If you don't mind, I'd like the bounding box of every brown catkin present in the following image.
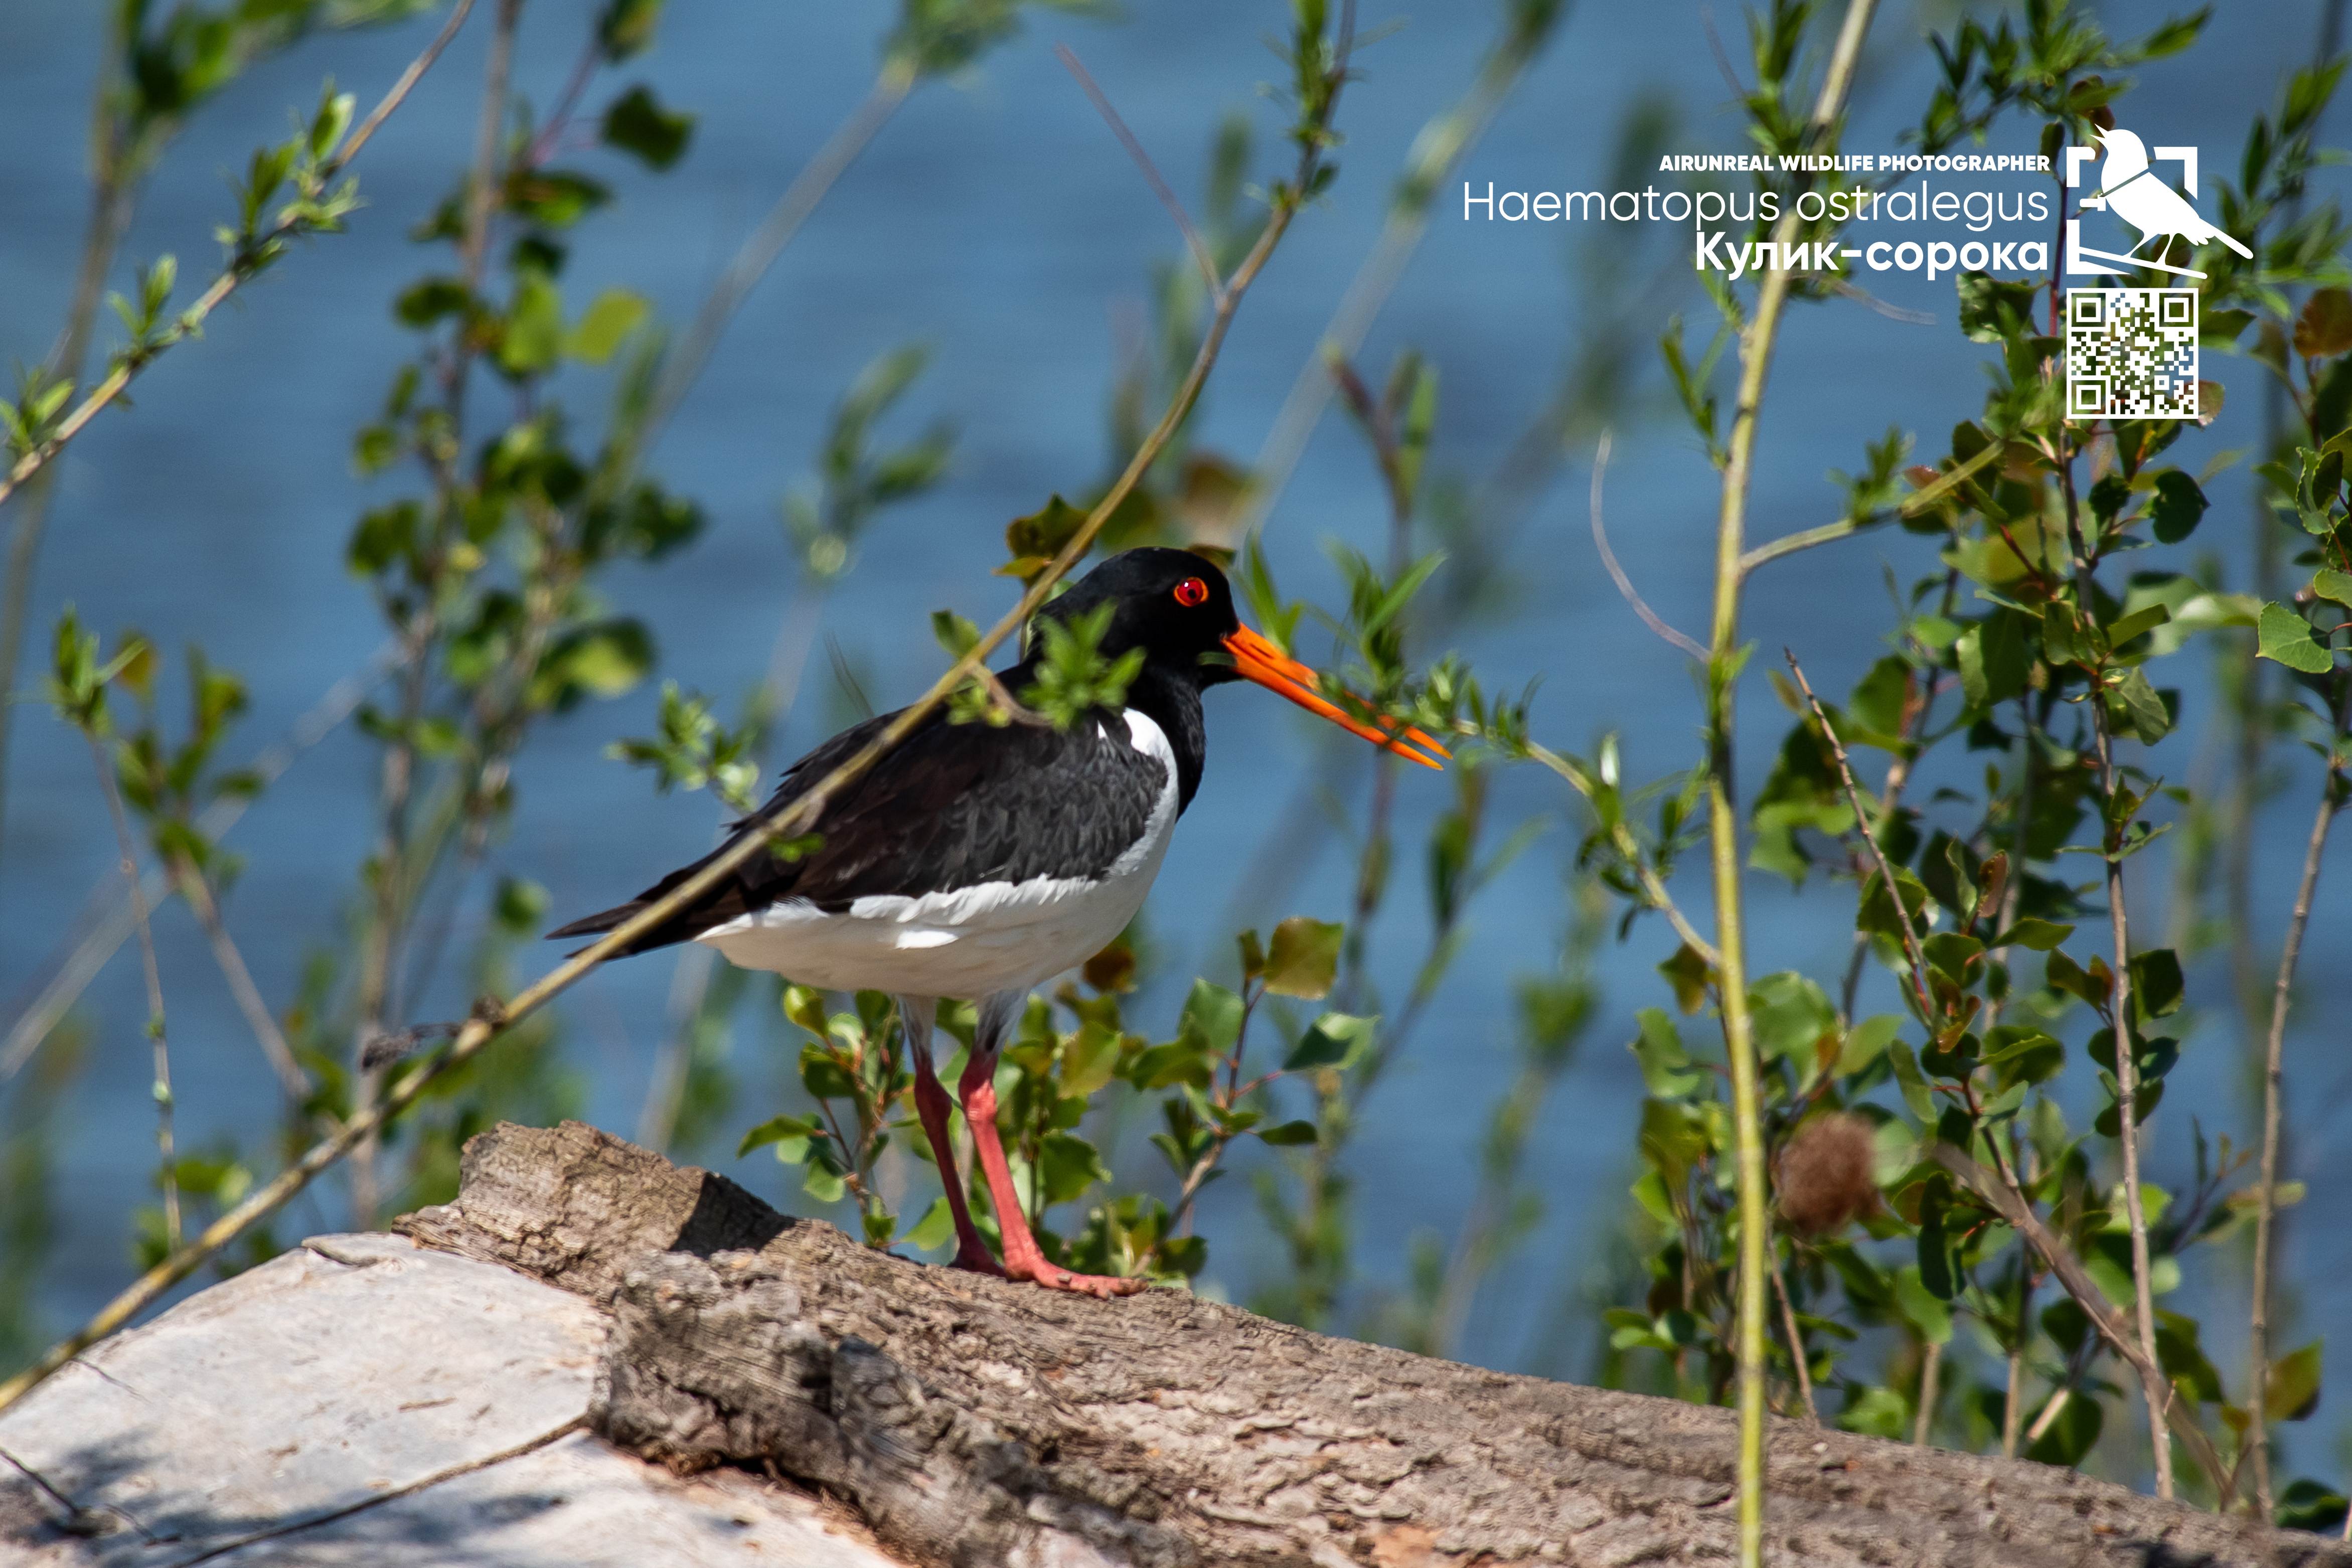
[1777,1112,1879,1237]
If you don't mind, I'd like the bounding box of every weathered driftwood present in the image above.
[397,1120,2350,1568]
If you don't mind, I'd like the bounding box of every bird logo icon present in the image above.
[2066,124,2248,279]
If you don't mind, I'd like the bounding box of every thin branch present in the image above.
[2089,648,2173,1501]
[0,5,1361,1426]
[1768,1245,1818,1422]
[171,860,310,1101]
[2247,751,2341,1515]
[1913,1339,1941,1446]
[1056,45,1218,297]
[1,645,386,1079]
[1709,8,1877,1561]
[1738,439,2002,577]
[1935,1143,2228,1487]
[87,732,178,1253]
[1591,431,1706,661]
[1227,4,1561,543]
[1522,740,1718,966]
[0,0,479,511]
[1785,652,1934,1020]
[647,62,917,436]
[1830,279,1935,324]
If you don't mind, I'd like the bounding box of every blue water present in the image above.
[4,0,2347,1457]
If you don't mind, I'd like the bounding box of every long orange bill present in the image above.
[1219,626,1450,769]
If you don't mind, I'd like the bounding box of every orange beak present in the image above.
[1219,626,1449,769]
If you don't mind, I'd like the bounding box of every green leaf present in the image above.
[2269,1341,2323,1422]
[601,84,695,170]
[1837,1014,1902,1076]
[598,0,666,58]
[2298,287,2352,358]
[2130,948,2185,1020]
[1036,1131,1112,1206]
[393,276,471,329]
[1997,917,2075,951]
[1895,1264,1954,1345]
[1262,915,1343,999]
[565,287,649,364]
[2149,469,2207,543]
[901,1195,954,1251]
[737,1113,816,1163]
[931,609,980,658]
[2259,601,2333,673]
[799,1043,855,1100]
[497,270,564,376]
[2104,603,2172,649]
[1632,1008,1704,1096]
[2316,569,2352,607]
[2108,667,2173,744]
[1177,979,1244,1055]
[1285,1012,1376,1071]
[1256,1119,1319,1146]
[2276,1480,2349,1533]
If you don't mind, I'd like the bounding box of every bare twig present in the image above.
[1056,45,1218,297]
[1784,653,1933,1021]
[170,860,309,1101]
[647,62,917,436]
[0,0,479,511]
[1591,431,1706,661]
[1934,1143,2228,1487]
[1228,3,1563,542]
[2089,680,2173,1500]
[0,6,1360,1426]
[1,646,387,1080]
[1738,439,2002,577]
[1768,1246,1818,1422]
[1914,1339,1942,1446]
[2247,756,2342,1514]
[1524,741,1718,967]
[87,733,178,1252]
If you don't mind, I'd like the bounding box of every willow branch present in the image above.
[646,60,917,437]
[0,0,478,511]
[1709,6,1877,1561]
[2247,753,2341,1514]
[88,733,179,1253]
[1,646,386,1080]
[1738,439,2003,577]
[1228,5,1561,542]
[1784,652,1934,1021]
[1592,431,1706,661]
[0,9,1357,1425]
[1934,1143,2228,1488]
[1056,45,1217,297]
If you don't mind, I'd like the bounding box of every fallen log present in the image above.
[395,1119,2348,1568]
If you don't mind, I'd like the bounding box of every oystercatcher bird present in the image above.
[551,548,1444,1296]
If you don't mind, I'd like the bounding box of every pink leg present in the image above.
[958,1046,1143,1299]
[900,999,1003,1277]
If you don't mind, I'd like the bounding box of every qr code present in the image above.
[2065,287,2198,420]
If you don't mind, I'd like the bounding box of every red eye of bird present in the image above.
[1173,576,1209,607]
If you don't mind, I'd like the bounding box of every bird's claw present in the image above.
[1004,1255,1145,1298]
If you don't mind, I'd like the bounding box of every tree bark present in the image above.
[398,1121,2348,1568]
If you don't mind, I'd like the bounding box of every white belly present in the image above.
[696,711,1178,999]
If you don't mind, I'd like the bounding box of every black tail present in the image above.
[545,899,683,957]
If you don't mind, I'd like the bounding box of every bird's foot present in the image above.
[1001,1249,1145,1298]
[948,1243,1009,1278]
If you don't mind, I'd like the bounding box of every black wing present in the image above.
[548,705,1165,956]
